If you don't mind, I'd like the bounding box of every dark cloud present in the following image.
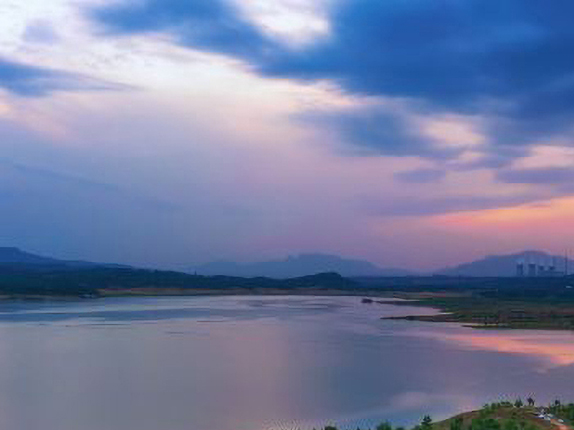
[0,57,130,96]
[259,0,574,112]
[89,0,275,59]
[89,0,574,158]
[298,107,460,158]
[261,0,574,156]
[394,168,446,184]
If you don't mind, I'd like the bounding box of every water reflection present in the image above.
[0,296,572,430]
[414,328,574,368]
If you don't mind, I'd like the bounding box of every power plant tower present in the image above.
[548,257,557,276]
[516,260,525,277]
[517,253,569,278]
[528,261,537,277]
[538,261,546,276]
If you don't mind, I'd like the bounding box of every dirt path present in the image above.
[550,418,573,430]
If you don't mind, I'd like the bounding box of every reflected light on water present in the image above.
[419,329,574,368]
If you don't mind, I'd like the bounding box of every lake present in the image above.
[1,296,574,430]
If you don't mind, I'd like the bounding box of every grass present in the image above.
[319,400,573,430]
[376,293,574,330]
[433,406,552,430]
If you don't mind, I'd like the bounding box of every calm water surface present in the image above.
[1,296,574,430]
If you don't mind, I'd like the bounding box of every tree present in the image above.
[515,399,524,408]
[527,398,535,407]
[504,419,519,430]
[377,422,393,430]
[421,415,433,430]
[450,417,464,430]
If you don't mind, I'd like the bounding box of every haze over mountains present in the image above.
[438,250,574,277]
[0,247,126,269]
[191,254,415,278]
[2,247,573,278]
[194,251,574,278]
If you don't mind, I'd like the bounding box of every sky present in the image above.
[2,0,574,271]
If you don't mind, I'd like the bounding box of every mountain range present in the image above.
[0,247,126,269]
[191,254,415,278]
[2,247,573,278]
[438,250,574,277]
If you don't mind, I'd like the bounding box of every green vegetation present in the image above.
[380,291,574,330]
[355,275,574,330]
[315,398,574,430]
[0,265,358,297]
[4,261,574,332]
[546,400,574,423]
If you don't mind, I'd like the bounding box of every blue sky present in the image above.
[1,0,574,270]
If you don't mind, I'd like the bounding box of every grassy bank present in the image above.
[352,275,574,330]
[320,399,574,430]
[371,291,574,330]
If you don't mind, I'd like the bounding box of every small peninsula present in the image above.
[320,399,573,430]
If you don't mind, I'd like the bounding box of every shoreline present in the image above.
[324,401,574,430]
[0,288,397,301]
[5,287,574,332]
[369,291,574,331]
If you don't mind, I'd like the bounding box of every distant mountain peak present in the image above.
[193,253,415,278]
[0,247,60,264]
[0,247,128,269]
[438,250,573,277]
[0,246,30,254]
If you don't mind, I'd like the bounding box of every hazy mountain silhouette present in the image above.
[0,247,127,269]
[438,250,573,277]
[192,254,414,278]
[0,247,64,265]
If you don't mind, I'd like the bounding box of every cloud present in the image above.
[0,57,131,97]
[0,158,179,212]
[22,20,60,44]
[298,106,460,158]
[364,193,549,217]
[260,0,574,158]
[89,0,574,161]
[258,0,574,110]
[394,168,446,184]
[448,144,531,172]
[89,0,276,59]
[497,166,574,188]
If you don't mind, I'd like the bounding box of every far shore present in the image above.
[0,288,402,301]
[6,285,574,332]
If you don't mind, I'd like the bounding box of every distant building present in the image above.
[516,261,525,277]
[528,262,537,277]
[548,258,557,276]
[516,254,570,278]
[538,264,546,276]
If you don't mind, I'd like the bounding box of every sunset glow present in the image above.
[1,0,574,270]
[437,331,574,368]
